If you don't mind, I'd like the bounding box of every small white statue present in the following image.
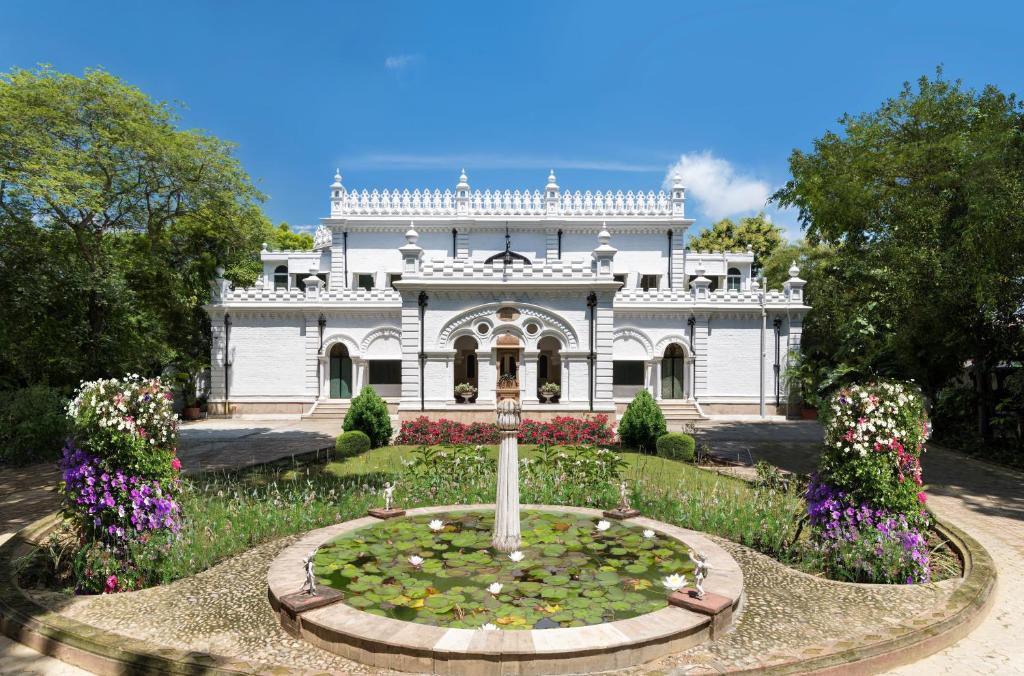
[383,481,396,511]
[618,480,631,511]
[690,550,712,600]
[302,550,317,595]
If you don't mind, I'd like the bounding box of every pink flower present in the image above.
[104,575,118,593]
[171,458,182,471]
[917,492,927,504]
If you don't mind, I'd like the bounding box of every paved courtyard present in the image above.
[0,417,1021,674]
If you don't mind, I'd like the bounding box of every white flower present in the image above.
[428,519,445,532]
[480,623,497,631]
[487,582,503,595]
[643,529,655,539]
[408,555,424,567]
[595,520,611,532]
[508,551,525,563]
[662,574,687,592]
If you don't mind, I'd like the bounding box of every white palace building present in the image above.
[204,170,809,425]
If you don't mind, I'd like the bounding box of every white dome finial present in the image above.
[405,221,419,245]
[457,168,469,191]
[546,169,558,191]
[788,260,800,278]
[672,172,684,188]
[331,168,343,189]
[598,222,611,245]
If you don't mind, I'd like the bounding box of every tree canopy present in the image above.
[685,213,783,272]
[773,70,1024,438]
[0,66,270,389]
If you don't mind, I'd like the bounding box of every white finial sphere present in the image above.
[751,279,760,291]
[405,222,419,244]
[789,260,800,278]
[214,265,225,277]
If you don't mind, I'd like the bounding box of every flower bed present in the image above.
[395,414,615,446]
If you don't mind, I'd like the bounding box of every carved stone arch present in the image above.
[321,333,360,358]
[655,335,692,358]
[439,303,579,349]
[612,328,654,360]
[360,326,402,353]
[488,323,527,349]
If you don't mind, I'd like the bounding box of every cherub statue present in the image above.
[618,480,631,511]
[690,550,712,600]
[383,481,396,511]
[302,549,318,595]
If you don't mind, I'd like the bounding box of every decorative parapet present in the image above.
[413,256,598,280]
[615,287,795,306]
[210,285,401,305]
[313,225,332,250]
[328,169,679,218]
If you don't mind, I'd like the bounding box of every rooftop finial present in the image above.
[457,168,469,190]
[405,221,419,245]
[331,168,343,189]
[598,222,611,245]
[672,172,684,188]
[788,260,800,278]
[546,169,559,191]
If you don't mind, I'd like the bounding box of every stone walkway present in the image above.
[1,417,1021,674]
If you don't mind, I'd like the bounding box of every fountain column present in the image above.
[492,398,522,552]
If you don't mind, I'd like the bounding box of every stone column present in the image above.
[353,358,366,394]
[653,359,663,400]
[492,399,522,553]
[477,349,497,405]
[522,350,539,403]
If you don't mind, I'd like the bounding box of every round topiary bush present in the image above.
[617,390,666,453]
[336,430,371,458]
[656,432,695,462]
[342,386,393,448]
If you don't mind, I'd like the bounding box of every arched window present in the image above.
[727,267,741,292]
[274,265,288,290]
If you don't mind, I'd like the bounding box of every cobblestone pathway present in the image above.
[2,418,1021,674]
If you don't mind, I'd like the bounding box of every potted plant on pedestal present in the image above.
[454,382,477,403]
[539,382,560,403]
[176,360,204,421]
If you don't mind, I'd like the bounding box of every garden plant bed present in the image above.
[268,504,743,674]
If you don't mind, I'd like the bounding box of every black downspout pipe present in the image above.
[342,232,349,287]
[587,291,597,412]
[687,316,696,398]
[418,290,428,411]
[773,317,782,407]
[317,313,326,400]
[557,229,563,259]
[223,313,232,415]
[452,228,458,258]
[667,229,673,289]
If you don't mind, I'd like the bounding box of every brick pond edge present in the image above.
[0,508,995,675]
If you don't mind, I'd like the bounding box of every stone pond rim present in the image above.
[267,504,744,675]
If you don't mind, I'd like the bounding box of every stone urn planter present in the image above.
[453,383,477,404]
[181,406,201,420]
[539,383,560,404]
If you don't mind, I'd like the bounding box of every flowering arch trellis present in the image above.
[807,381,933,584]
[60,374,183,592]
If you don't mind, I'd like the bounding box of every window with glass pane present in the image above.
[727,267,741,291]
[357,274,374,290]
[368,360,401,384]
[613,361,645,385]
[639,274,660,291]
[274,265,288,290]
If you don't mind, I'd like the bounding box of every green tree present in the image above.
[343,386,393,448]
[686,213,783,272]
[773,70,1024,440]
[225,221,315,288]
[0,66,266,388]
[617,390,666,452]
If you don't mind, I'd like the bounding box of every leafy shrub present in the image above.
[0,385,70,466]
[343,386,393,448]
[656,432,695,462]
[818,380,929,516]
[335,430,371,458]
[617,390,666,452]
[805,476,930,584]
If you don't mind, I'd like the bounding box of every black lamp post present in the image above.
[317,313,327,399]
[223,312,232,414]
[687,316,696,398]
[418,291,429,411]
[773,316,783,407]
[587,291,597,412]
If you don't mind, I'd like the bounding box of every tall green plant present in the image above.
[617,390,666,452]
[343,386,393,448]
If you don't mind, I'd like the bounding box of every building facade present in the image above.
[204,170,809,424]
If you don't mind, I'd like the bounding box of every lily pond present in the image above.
[313,510,696,629]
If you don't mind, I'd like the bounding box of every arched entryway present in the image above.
[329,343,353,399]
[453,335,479,402]
[495,333,521,401]
[537,336,562,402]
[661,343,687,399]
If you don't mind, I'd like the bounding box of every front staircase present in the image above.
[302,400,350,421]
[658,400,707,430]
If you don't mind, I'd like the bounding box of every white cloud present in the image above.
[384,54,420,70]
[663,151,772,220]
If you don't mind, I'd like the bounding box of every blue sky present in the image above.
[2,1,1022,238]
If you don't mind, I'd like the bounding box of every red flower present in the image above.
[917,492,927,504]
[171,458,182,471]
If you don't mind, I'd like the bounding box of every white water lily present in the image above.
[662,573,687,592]
[480,623,497,631]
[487,582,504,595]
[408,555,424,567]
[643,529,656,539]
[508,551,525,563]
[595,520,611,532]
[428,519,445,532]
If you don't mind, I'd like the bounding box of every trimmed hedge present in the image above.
[342,386,393,448]
[656,432,696,462]
[617,390,666,452]
[336,430,371,458]
[0,385,70,466]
